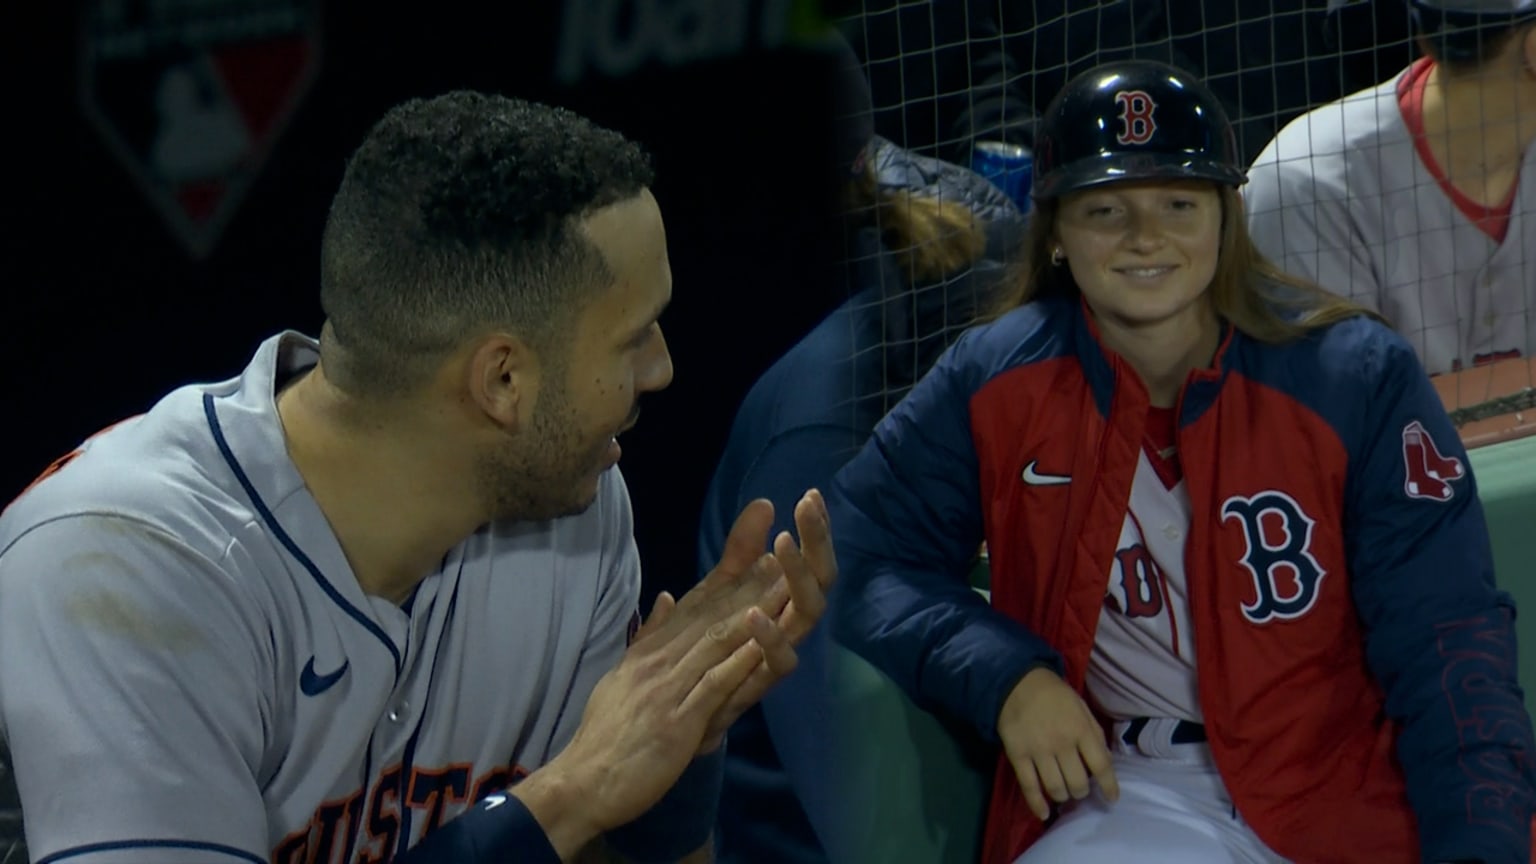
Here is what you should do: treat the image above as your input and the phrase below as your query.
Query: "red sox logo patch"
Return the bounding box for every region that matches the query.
[1114,90,1158,146]
[1401,420,1465,501]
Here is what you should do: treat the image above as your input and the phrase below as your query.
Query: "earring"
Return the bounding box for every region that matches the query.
[1050,247,1066,266]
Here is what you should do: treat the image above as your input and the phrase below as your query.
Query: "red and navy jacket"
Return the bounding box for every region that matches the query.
[827,294,1536,864]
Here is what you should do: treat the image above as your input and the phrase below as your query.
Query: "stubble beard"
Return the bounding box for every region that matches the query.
[478,383,606,524]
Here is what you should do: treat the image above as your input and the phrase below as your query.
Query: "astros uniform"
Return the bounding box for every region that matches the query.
[1244,58,1536,376]
[0,332,640,863]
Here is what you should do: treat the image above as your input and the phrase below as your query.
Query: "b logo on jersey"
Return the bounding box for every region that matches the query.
[1401,420,1465,501]
[1114,90,1158,145]
[1108,545,1165,618]
[1220,491,1327,625]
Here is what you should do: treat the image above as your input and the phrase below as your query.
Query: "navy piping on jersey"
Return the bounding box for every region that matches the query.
[204,393,404,674]
[339,735,376,863]
[400,580,423,615]
[35,838,266,864]
[395,555,465,858]
[396,713,428,857]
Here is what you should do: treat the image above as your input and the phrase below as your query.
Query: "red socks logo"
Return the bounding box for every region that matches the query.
[1401,420,1465,501]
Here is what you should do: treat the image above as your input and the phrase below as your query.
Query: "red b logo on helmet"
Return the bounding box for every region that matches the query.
[1115,90,1158,145]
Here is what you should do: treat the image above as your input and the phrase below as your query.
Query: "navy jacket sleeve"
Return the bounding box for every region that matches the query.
[1345,335,1536,864]
[827,336,1060,742]
[729,424,865,856]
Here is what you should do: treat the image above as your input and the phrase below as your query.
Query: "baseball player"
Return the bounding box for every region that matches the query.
[827,60,1536,864]
[0,92,836,864]
[1245,0,1536,376]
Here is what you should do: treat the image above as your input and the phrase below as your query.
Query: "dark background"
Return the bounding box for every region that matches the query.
[3,0,848,605]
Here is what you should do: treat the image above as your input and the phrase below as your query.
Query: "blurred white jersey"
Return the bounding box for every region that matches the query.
[0,333,640,864]
[1245,58,1535,376]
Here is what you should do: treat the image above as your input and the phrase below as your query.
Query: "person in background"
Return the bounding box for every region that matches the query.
[696,38,1025,864]
[843,0,1413,168]
[1246,0,1536,375]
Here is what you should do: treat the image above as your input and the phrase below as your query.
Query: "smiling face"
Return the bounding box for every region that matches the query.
[1054,179,1223,332]
[477,189,675,522]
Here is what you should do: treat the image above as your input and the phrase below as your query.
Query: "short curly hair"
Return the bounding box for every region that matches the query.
[318,91,654,398]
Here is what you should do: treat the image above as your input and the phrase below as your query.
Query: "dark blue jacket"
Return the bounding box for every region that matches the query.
[697,136,1024,864]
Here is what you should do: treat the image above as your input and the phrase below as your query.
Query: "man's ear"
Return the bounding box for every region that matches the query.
[465,333,535,432]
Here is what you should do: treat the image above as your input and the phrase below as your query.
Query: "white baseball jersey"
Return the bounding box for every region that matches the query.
[1087,451,1201,723]
[1244,61,1536,376]
[0,332,640,864]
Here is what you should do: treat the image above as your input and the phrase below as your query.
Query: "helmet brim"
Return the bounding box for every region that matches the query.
[1032,152,1248,202]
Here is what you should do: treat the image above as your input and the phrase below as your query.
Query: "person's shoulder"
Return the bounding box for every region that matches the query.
[732,299,866,434]
[944,296,1074,385]
[1265,74,1403,158]
[964,295,1072,352]
[1237,313,1439,468]
[1251,309,1419,398]
[0,408,269,623]
[1,386,258,567]
[1305,313,1420,381]
[1248,72,1408,199]
[869,136,1022,225]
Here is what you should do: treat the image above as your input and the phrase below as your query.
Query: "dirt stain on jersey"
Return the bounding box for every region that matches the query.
[61,550,208,652]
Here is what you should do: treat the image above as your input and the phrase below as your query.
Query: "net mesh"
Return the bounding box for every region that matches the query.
[838,0,1535,447]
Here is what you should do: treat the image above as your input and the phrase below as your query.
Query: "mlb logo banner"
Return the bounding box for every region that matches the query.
[79,0,322,259]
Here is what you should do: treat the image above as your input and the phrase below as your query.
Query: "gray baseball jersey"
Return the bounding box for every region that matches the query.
[1244,63,1536,376]
[0,332,640,863]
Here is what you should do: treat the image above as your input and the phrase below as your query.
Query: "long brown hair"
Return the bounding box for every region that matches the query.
[985,185,1382,342]
[847,156,989,285]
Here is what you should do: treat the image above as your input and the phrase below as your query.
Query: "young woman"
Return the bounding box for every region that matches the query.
[827,59,1535,864]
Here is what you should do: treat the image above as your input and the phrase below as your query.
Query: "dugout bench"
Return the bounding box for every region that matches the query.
[830,428,1536,864]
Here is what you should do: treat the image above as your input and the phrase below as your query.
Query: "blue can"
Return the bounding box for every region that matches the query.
[971,140,1033,213]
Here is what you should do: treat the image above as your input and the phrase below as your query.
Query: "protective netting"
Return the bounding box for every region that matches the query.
[840,0,1534,445]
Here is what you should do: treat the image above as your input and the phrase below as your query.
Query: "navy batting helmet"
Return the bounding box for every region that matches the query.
[1031,60,1247,202]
